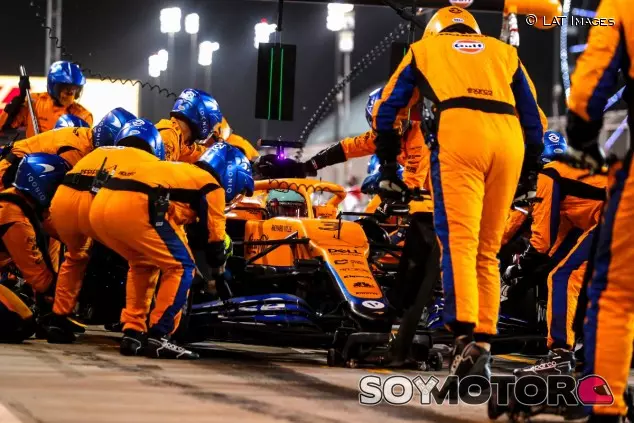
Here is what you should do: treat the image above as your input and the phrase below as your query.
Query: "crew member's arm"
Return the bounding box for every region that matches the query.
[200,185,229,267]
[566,0,624,152]
[529,169,561,254]
[0,76,31,131]
[510,56,546,175]
[305,130,377,174]
[0,100,27,132]
[502,170,558,281]
[501,208,529,246]
[373,47,421,165]
[1,222,55,294]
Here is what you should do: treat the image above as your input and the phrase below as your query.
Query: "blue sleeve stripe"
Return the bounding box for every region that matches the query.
[587,37,626,121]
[510,63,543,146]
[375,63,417,132]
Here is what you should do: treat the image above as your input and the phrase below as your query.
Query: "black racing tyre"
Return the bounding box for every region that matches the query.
[327,348,344,367]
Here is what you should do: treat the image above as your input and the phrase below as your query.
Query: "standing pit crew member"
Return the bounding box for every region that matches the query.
[564,0,634,420]
[0,61,92,138]
[505,131,607,377]
[89,142,254,359]
[371,6,548,388]
[46,116,164,343]
[0,153,69,309]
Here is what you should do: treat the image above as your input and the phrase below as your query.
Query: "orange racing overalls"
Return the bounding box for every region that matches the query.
[89,160,227,336]
[50,146,161,317]
[565,0,634,415]
[372,32,547,336]
[0,92,92,139]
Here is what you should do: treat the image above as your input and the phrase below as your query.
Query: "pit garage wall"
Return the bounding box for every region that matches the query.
[0,76,140,125]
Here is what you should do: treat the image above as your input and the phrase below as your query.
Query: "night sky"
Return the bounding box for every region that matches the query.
[1,0,564,143]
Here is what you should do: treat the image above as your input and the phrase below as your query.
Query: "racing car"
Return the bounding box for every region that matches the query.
[184,172,440,370]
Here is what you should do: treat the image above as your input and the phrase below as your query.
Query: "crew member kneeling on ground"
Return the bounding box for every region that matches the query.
[372,6,547,387]
[46,116,165,343]
[505,132,606,376]
[0,153,69,313]
[89,142,254,359]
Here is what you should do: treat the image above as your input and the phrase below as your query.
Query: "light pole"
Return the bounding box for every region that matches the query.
[327,3,355,184]
[254,19,277,49]
[198,41,219,94]
[185,13,199,85]
[160,7,181,88]
[148,54,162,120]
[254,19,277,138]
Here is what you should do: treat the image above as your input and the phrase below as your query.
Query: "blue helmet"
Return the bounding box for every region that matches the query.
[170,89,223,142]
[13,153,70,208]
[196,142,254,203]
[361,164,404,194]
[54,114,90,129]
[47,61,86,100]
[542,131,568,164]
[365,87,382,128]
[114,118,165,160]
[92,107,137,148]
[367,155,380,175]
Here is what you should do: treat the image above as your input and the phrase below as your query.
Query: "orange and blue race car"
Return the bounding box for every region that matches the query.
[185,161,441,369]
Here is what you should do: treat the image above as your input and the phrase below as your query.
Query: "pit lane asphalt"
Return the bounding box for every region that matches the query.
[0,327,611,423]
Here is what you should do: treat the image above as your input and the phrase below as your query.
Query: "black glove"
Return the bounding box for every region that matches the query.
[304,143,346,176]
[502,264,523,284]
[2,96,25,130]
[566,110,603,151]
[378,162,410,202]
[253,154,310,179]
[374,130,401,164]
[565,145,606,172]
[205,235,232,268]
[18,75,30,97]
[564,110,607,171]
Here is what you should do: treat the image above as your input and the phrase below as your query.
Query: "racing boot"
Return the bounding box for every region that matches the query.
[145,333,199,360]
[120,329,147,356]
[435,337,492,401]
[513,348,576,377]
[46,314,85,344]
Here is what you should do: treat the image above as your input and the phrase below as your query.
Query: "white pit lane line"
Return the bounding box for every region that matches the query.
[0,403,24,423]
